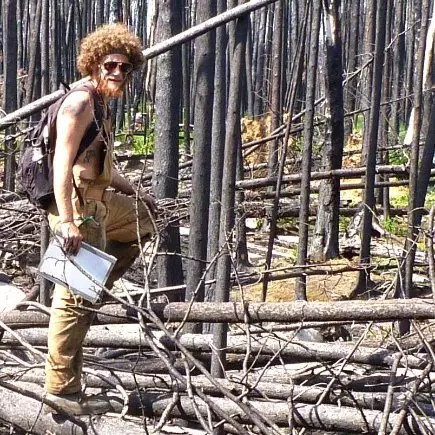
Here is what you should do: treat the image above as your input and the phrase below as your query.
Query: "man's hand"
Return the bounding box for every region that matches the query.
[60,222,83,255]
[140,193,157,218]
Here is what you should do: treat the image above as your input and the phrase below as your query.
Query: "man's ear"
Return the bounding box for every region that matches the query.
[90,63,102,79]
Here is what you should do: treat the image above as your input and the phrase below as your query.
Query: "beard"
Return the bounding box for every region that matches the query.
[97,77,125,98]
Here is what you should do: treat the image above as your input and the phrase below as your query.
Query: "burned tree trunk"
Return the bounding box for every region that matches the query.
[153,0,184,295]
[2,0,18,192]
[211,0,248,378]
[295,0,321,299]
[355,1,387,295]
[309,0,344,262]
[186,0,216,323]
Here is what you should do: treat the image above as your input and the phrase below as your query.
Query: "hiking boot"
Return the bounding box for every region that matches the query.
[44,391,120,415]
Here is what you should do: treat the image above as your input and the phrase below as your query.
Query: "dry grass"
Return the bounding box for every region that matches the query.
[231,258,372,303]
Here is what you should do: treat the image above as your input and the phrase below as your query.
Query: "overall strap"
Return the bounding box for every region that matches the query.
[64,83,107,209]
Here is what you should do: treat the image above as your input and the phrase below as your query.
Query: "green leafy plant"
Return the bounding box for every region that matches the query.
[382,217,407,237]
[132,129,154,154]
[390,191,409,208]
[339,216,351,233]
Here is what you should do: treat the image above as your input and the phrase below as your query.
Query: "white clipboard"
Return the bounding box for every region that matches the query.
[38,238,117,303]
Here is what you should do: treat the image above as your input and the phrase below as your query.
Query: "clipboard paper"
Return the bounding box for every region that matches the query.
[38,238,117,303]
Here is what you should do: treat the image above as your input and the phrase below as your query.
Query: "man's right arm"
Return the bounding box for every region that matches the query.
[53,91,93,254]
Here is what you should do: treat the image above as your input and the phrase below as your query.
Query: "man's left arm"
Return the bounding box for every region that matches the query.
[111,168,157,216]
[111,167,135,195]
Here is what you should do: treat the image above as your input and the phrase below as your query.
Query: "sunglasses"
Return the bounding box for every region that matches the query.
[103,61,133,74]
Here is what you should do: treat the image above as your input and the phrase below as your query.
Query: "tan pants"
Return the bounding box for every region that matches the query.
[45,191,154,394]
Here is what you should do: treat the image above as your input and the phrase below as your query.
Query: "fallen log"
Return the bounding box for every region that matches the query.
[130,392,433,434]
[0,383,151,435]
[161,299,435,323]
[0,303,167,329]
[2,299,435,328]
[236,164,431,189]
[2,382,430,435]
[1,326,429,369]
[173,334,428,369]
[3,367,433,414]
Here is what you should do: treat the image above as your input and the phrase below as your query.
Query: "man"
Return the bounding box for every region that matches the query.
[44,24,155,414]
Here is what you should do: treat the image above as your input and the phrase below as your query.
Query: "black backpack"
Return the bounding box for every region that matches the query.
[17,83,105,209]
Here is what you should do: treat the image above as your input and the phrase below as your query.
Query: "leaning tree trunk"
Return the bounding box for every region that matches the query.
[185,0,216,332]
[354,0,388,296]
[295,0,321,300]
[309,0,344,262]
[152,0,184,296]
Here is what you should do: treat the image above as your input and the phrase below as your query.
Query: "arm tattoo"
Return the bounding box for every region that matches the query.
[61,99,88,117]
[83,149,97,163]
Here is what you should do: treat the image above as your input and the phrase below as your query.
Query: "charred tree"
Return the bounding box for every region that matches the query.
[253,6,267,116]
[355,0,388,296]
[309,0,344,262]
[360,0,375,164]
[295,0,321,300]
[343,0,360,139]
[206,0,228,314]
[181,0,192,159]
[2,0,18,192]
[396,0,433,334]
[266,0,283,182]
[211,0,248,379]
[25,0,42,105]
[153,0,184,295]
[185,0,217,331]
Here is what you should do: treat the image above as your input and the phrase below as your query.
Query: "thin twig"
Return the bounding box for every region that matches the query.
[378,353,401,435]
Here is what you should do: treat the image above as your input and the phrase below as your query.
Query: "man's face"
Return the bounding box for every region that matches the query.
[96,53,133,98]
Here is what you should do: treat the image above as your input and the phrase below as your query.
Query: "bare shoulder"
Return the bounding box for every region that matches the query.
[59,90,93,120]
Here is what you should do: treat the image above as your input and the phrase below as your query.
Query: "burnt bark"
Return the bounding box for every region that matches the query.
[206,0,228,290]
[212,0,248,379]
[355,0,387,296]
[185,0,217,324]
[295,0,321,300]
[2,0,18,192]
[396,0,431,323]
[310,0,344,262]
[153,0,184,294]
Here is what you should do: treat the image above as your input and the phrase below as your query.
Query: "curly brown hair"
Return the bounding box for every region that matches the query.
[77,23,144,76]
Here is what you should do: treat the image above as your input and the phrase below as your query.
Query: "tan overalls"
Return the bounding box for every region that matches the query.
[45,89,154,394]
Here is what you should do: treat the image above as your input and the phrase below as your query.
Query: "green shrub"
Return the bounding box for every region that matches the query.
[382,216,407,237]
